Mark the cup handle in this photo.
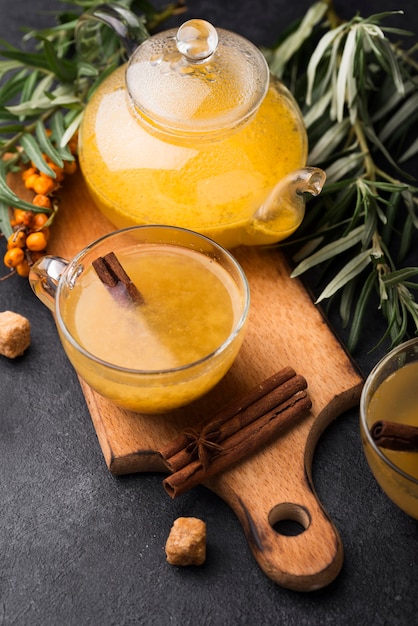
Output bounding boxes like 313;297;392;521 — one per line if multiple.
29;256;69;312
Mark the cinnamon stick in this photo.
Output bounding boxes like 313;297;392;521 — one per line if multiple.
92;251;144;305
370;420;418;451
159;367;312;498
161;366;299;467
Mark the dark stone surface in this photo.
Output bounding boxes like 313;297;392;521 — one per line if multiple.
0;1;417;624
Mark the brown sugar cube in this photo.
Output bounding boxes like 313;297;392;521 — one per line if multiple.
0;310;31;358
165;517;206;566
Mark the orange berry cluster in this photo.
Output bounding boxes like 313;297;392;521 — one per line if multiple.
3;138;78;279
5;197;53;277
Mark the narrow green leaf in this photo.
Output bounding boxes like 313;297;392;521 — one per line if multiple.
399;136;418;163
60;109;83;149
0;48;51;72
76;61;99;78
335;27;357;123
19;69;39;106
0;59;25;73
340;277;357;327
42;39;77;83
50;110;73;159
347;269;377;351
316;250;372;303
324;151;364;183
291;225;365;277
306;23;347;104
19;133;57;177
35;120;64;168
268;1;328;77
379;92;418;143
0;199;13;238
382;267;418;287
308;119;351;163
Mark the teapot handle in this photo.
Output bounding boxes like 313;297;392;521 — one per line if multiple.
75;2;149;61
251;167;326;241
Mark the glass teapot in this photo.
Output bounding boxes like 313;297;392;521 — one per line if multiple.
77;8;326;249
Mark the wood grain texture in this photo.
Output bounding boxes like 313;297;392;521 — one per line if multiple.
15;170;364;590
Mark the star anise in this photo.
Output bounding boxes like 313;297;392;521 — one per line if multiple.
183;427;223;470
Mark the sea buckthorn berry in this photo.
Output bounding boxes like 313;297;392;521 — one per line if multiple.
7;231;26;249
32;194;51;209
63;160;77;175
49;164;65;182
15;260;30;277
31;212;49;230
13;209;33;227
4;247;25;268
68;134;78;154
33;174;55;196
25;231;48;252
22;167;37;181
24;173;40;191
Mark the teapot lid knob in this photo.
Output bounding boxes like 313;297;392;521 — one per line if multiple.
126;19;269;136
176;19;218;62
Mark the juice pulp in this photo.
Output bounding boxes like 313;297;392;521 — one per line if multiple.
366;361;418;479
79;66;307;248
59;243;246;412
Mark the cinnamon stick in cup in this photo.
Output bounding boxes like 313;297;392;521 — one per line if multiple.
371;420;418;452
92;251;145;305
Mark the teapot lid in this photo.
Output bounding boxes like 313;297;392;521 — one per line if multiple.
126;19;269;135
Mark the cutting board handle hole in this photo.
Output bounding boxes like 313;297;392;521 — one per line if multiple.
268;503;310;537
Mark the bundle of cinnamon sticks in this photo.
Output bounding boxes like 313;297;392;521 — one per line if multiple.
159;366;312;498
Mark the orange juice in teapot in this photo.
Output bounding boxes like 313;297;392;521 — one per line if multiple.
78;17;325;248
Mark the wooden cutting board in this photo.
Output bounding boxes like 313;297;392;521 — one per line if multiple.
13;170;364;591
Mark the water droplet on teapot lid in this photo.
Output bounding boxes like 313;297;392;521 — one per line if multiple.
126;19;269;136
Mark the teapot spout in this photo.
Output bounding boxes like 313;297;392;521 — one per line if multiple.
250;167;326;243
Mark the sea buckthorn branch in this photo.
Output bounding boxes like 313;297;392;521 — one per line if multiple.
264;0;418;351
0;0;185;280
1;133;78;279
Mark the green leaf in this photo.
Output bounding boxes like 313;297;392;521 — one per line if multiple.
340;278;357;327
335;26;357;123
19;133;57;177
347;269;377;351
0;176;46;212
76;61;99;78
50;110;74;160
399;136;418;163
0;48;51;72
306;22;347;105
42;38;77;83
379;91;418;143
291;225;366;277
267;1;328;77
35;120;64;168
316;249;372;303
0;199;13;239
0;59;25;74
308;119;351;163
382;267;418;287
60;109;83;149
